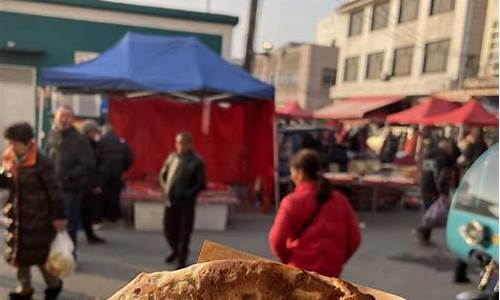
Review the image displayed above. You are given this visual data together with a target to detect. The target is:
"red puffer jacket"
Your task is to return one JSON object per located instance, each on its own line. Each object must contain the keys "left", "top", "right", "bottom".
{"left": 269, "top": 181, "right": 361, "bottom": 277}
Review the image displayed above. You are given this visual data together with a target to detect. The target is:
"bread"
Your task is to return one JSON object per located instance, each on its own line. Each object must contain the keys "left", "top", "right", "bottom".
{"left": 108, "top": 259, "right": 375, "bottom": 300}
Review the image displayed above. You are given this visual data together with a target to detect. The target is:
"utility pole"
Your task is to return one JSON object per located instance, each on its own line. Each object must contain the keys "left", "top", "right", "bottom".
{"left": 243, "top": 0, "right": 259, "bottom": 72}
{"left": 206, "top": 0, "right": 211, "bottom": 12}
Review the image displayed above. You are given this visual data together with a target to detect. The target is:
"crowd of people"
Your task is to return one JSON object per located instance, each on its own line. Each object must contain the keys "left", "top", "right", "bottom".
{"left": 0, "top": 106, "right": 132, "bottom": 300}
{"left": 0, "top": 104, "right": 495, "bottom": 299}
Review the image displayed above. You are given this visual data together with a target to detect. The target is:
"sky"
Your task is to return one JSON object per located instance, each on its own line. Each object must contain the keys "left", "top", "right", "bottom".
{"left": 109, "top": 0, "right": 340, "bottom": 59}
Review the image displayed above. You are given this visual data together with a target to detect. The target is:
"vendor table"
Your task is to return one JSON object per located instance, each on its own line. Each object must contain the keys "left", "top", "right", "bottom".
{"left": 121, "top": 181, "right": 239, "bottom": 231}
{"left": 324, "top": 173, "right": 417, "bottom": 211}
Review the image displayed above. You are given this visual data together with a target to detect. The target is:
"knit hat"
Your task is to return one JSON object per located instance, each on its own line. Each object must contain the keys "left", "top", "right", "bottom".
{"left": 81, "top": 120, "right": 99, "bottom": 135}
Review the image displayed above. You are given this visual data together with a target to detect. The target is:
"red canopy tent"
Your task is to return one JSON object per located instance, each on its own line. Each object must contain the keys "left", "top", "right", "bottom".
{"left": 108, "top": 95, "right": 275, "bottom": 208}
{"left": 276, "top": 101, "right": 313, "bottom": 119}
{"left": 421, "top": 99, "right": 498, "bottom": 126}
{"left": 386, "top": 97, "right": 460, "bottom": 124}
{"left": 314, "top": 95, "right": 404, "bottom": 121}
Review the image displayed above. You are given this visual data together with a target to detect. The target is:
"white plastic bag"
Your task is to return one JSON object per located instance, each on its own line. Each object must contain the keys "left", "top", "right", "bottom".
{"left": 45, "top": 231, "right": 76, "bottom": 277}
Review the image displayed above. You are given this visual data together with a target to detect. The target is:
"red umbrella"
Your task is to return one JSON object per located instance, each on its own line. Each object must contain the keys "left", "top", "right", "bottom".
{"left": 386, "top": 97, "right": 460, "bottom": 124}
{"left": 276, "top": 101, "right": 313, "bottom": 119}
{"left": 422, "top": 99, "right": 498, "bottom": 126}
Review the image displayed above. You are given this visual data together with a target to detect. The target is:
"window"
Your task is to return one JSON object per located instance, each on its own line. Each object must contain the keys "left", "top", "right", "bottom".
{"left": 278, "top": 73, "right": 298, "bottom": 86}
{"left": 423, "top": 39, "right": 450, "bottom": 73}
{"left": 349, "top": 10, "right": 364, "bottom": 36}
{"left": 372, "top": 1, "right": 389, "bottom": 30}
{"left": 321, "top": 68, "right": 337, "bottom": 87}
{"left": 344, "top": 57, "right": 359, "bottom": 82}
{"left": 430, "top": 0, "right": 455, "bottom": 15}
{"left": 399, "top": 0, "right": 419, "bottom": 23}
{"left": 393, "top": 46, "right": 414, "bottom": 76}
{"left": 366, "top": 52, "right": 385, "bottom": 79}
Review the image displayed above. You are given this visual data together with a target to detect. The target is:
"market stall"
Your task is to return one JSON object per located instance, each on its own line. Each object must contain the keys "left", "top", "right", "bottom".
{"left": 421, "top": 99, "right": 499, "bottom": 126}
{"left": 42, "top": 32, "right": 275, "bottom": 229}
{"left": 311, "top": 95, "right": 421, "bottom": 210}
{"left": 276, "top": 101, "right": 314, "bottom": 119}
{"left": 386, "top": 97, "right": 460, "bottom": 125}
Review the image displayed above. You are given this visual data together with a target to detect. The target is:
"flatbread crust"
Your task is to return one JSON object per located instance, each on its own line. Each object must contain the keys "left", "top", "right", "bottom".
{"left": 109, "top": 259, "right": 375, "bottom": 300}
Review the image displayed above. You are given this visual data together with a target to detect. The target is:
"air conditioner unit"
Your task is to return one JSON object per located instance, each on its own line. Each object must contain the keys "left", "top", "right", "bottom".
{"left": 51, "top": 92, "right": 102, "bottom": 118}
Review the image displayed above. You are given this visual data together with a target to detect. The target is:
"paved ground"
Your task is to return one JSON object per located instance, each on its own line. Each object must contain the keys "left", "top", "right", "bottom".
{"left": 0, "top": 210, "right": 476, "bottom": 299}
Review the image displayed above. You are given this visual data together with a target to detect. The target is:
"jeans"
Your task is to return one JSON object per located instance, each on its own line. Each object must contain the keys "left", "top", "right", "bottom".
{"left": 63, "top": 191, "right": 83, "bottom": 249}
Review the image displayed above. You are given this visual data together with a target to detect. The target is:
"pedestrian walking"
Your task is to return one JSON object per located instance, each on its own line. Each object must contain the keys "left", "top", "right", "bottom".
{"left": 414, "top": 139, "right": 456, "bottom": 244}
{"left": 1, "top": 122, "right": 65, "bottom": 300}
{"left": 159, "top": 132, "right": 206, "bottom": 269}
{"left": 97, "top": 124, "right": 133, "bottom": 223}
{"left": 269, "top": 149, "right": 361, "bottom": 277}
{"left": 80, "top": 120, "right": 106, "bottom": 244}
{"left": 46, "top": 106, "right": 95, "bottom": 252}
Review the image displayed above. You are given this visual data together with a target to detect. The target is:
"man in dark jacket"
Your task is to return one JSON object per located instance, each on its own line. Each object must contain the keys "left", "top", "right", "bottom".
{"left": 460, "top": 127, "right": 488, "bottom": 169}
{"left": 159, "top": 132, "right": 206, "bottom": 269}
{"left": 97, "top": 125, "right": 133, "bottom": 222}
{"left": 80, "top": 120, "right": 106, "bottom": 244}
{"left": 46, "top": 106, "right": 95, "bottom": 250}
{"left": 1, "top": 122, "right": 65, "bottom": 300}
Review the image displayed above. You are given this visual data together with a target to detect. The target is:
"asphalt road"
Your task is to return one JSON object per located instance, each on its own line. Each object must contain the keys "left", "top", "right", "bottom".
{"left": 0, "top": 210, "right": 476, "bottom": 299}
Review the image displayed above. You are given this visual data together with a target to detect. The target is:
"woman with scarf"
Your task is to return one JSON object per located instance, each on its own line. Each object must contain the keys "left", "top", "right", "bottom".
{"left": 1, "top": 122, "right": 65, "bottom": 300}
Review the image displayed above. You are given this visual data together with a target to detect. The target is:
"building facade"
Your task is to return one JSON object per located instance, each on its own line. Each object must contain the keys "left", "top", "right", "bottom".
{"left": 0, "top": 0, "right": 238, "bottom": 151}
{"left": 478, "top": 0, "right": 499, "bottom": 79}
{"left": 317, "top": 0, "right": 489, "bottom": 99}
{"left": 253, "top": 43, "right": 338, "bottom": 110}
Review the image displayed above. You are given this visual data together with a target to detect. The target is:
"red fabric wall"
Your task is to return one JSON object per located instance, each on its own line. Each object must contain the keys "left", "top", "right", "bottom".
{"left": 108, "top": 95, "right": 275, "bottom": 201}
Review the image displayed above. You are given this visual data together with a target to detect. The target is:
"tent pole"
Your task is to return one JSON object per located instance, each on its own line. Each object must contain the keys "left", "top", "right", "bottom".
{"left": 37, "top": 86, "right": 47, "bottom": 147}
{"left": 273, "top": 115, "right": 280, "bottom": 212}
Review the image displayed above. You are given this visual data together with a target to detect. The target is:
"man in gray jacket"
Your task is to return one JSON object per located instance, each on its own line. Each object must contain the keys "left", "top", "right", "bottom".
{"left": 159, "top": 132, "right": 205, "bottom": 269}
{"left": 46, "top": 106, "right": 95, "bottom": 251}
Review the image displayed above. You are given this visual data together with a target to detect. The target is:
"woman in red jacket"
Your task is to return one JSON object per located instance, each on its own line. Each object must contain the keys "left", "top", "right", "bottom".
{"left": 269, "top": 149, "right": 361, "bottom": 277}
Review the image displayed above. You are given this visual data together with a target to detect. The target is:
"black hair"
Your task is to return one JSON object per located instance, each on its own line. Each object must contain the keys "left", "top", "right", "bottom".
{"left": 177, "top": 132, "right": 193, "bottom": 143}
{"left": 4, "top": 122, "right": 34, "bottom": 145}
{"left": 291, "top": 149, "right": 333, "bottom": 204}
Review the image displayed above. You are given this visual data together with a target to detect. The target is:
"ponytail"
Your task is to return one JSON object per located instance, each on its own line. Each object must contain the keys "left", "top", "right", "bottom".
{"left": 291, "top": 149, "right": 333, "bottom": 204}
{"left": 316, "top": 176, "right": 333, "bottom": 204}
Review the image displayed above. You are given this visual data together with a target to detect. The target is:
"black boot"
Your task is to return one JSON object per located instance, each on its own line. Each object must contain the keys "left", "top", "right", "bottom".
{"left": 165, "top": 252, "right": 177, "bottom": 264}
{"left": 45, "top": 281, "right": 63, "bottom": 300}
{"left": 9, "top": 291, "right": 33, "bottom": 300}
{"left": 176, "top": 259, "right": 187, "bottom": 270}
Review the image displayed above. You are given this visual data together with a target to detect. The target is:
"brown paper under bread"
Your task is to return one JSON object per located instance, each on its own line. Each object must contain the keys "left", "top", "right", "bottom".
{"left": 197, "top": 241, "right": 405, "bottom": 300}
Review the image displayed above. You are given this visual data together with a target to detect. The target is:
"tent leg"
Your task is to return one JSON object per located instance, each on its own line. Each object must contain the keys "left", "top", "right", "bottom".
{"left": 273, "top": 116, "right": 280, "bottom": 212}
{"left": 37, "top": 87, "right": 47, "bottom": 147}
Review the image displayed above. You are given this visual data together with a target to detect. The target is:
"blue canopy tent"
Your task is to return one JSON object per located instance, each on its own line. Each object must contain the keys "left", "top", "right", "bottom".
{"left": 42, "top": 32, "right": 274, "bottom": 100}
{"left": 41, "top": 32, "right": 279, "bottom": 208}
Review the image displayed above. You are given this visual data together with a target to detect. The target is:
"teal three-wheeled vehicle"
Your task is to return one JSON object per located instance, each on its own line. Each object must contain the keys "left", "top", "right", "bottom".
{"left": 447, "top": 144, "right": 499, "bottom": 299}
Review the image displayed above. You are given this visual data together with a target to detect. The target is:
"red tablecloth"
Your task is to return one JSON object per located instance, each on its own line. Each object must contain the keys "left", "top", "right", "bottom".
{"left": 122, "top": 180, "right": 239, "bottom": 205}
